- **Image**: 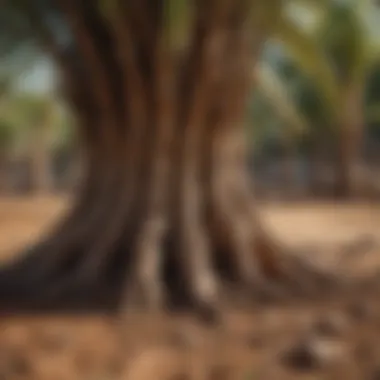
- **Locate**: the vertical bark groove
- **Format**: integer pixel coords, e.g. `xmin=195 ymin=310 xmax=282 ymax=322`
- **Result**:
xmin=174 ymin=2 xmax=233 ymax=310
xmin=125 ymin=33 xmax=177 ymax=310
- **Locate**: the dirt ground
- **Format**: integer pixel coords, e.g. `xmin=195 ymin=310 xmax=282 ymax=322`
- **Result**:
xmin=1 ymin=196 xmax=380 ymax=380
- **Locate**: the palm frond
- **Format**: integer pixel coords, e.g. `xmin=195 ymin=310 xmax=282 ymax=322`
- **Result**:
xmin=317 ymin=1 xmax=368 ymax=84
xmin=271 ymin=14 xmax=340 ymax=119
xmin=254 ymin=62 xmax=308 ymax=135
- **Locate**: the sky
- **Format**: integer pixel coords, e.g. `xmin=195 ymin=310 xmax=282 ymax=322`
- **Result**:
xmin=15 ymin=58 xmax=57 ymax=94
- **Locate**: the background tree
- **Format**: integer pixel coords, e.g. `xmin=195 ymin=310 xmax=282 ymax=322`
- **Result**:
xmin=0 ymin=76 xmax=17 ymax=193
xmin=252 ymin=61 xmax=308 ymax=192
xmin=10 ymin=93 xmax=59 ymax=194
xmin=264 ymin=0 xmax=380 ymax=198
xmin=0 ymin=120 xmax=15 ymax=192
xmin=0 ymin=89 xmax=67 ymax=194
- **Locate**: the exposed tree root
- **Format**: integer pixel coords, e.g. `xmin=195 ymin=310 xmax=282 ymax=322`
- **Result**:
xmin=0 ymin=186 xmax=376 ymax=319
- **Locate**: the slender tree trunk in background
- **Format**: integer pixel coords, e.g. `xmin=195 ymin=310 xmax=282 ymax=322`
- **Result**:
xmin=29 ymin=125 xmax=52 ymax=195
xmin=280 ymin=135 xmax=298 ymax=195
xmin=0 ymin=152 xmax=9 ymax=194
xmin=0 ymin=0 xmax=334 ymax=315
xmin=309 ymin=150 xmax=323 ymax=197
xmin=64 ymin=149 xmax=82 ymax=192
xmin=334 ymin=83 xmax=364 ymax=199
xmin=309 ymin=133 xmax=330 ymax=197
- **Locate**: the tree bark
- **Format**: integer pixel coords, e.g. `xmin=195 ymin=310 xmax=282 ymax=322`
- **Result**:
xmin=0 ymin=0 xmax=337 ymax=316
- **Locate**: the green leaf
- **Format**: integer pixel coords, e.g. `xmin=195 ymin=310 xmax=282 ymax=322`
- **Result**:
xmin=365 ymin=43 xmax=380 ymax=74
xmin=317 ymin=1 xmax=368 ymax=84
xmin=250 ymin=0 xmax=282 ymax=31
xmin=366 ymin=103 xmax=380 ymax=123
xmin=163 ymin=0 xmax=193 ymax=50
xmin=271 ymin=14 xmax=340 ymax=121
xmin=97 ymin=0 xmax=118 ymax=18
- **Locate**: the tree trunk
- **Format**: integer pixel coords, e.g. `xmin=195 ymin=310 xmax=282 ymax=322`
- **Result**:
xmin=29 ymin=126 xmax=52 ymax=195
xmin=334 ymin=83 xmax=364 ymax=199
xmin=0 ymin=152 xmax=9 ymax=194
xmin=0 ymin=0 xmax=335 ymax=316
xmin=309 ymin=133 xmax=331 ymax=197
xmin=280 ymin=136 xmax=299 ymax=196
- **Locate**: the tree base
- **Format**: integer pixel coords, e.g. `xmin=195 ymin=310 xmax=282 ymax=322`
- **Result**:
xmin=0 ymin=204 xmax=367 ymax=320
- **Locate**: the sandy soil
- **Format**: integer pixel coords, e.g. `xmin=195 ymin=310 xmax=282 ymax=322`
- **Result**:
xmin=0 ymin=196 xmax=380 ymax=380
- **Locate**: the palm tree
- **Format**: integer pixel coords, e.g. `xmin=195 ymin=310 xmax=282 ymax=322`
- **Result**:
xmin=252 ymin=62 xmax=309 ymax=190
xmin=266 ymin=0 xmax=380 ymax=197
xmin=0 ymin=0 xmax=336 ymax=314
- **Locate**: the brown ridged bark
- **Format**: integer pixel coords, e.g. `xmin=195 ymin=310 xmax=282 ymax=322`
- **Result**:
xmin=0 ymin=0 xmax=341 ymax=316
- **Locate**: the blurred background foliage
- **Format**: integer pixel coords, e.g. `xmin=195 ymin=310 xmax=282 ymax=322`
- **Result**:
xmin=0 ymin=0 xmax=379 ymax=198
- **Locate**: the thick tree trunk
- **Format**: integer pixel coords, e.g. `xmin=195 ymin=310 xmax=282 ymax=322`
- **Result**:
xmin=0 ymin=0 xmax=337 ymax=316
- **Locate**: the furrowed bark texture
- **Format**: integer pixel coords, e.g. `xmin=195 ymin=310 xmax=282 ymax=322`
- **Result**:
xmin=0 ymin=0 xmax=335 ymax=315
